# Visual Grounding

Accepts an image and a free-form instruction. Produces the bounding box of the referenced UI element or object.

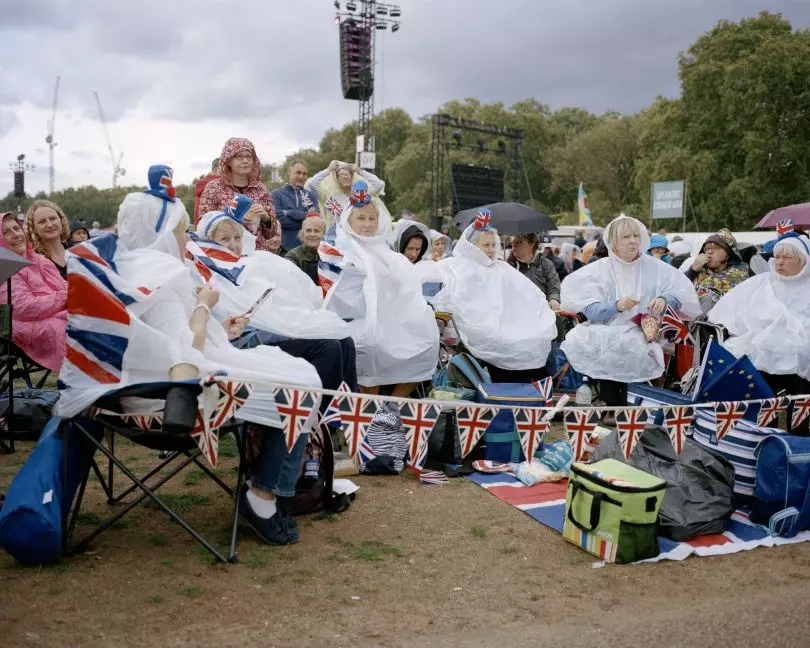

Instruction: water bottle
[575,378,592,406]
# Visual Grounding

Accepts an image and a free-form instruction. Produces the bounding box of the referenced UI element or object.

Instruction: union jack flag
[660,305,692,345]
[320,381,353,426]
[273,388,318,451]
[791,395,810,430]
[456,405,496,459]
[349,180,371,207]
[186,234,248,285]
[756,397,787,428]
[564,410,600,462]
[325,196,344,218]
[317,239,344,296]
[616,409,649,460]
[531,377,553,404]
[714,401,748,442]
[663,405,694,454]
[777,219,795,237]
[400,402,441,473]
[471,459,516,474]
[514,408,549,461]
[338,395,379,459]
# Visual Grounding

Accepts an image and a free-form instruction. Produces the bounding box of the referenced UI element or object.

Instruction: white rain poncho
[429,229,452,259]
[324,200,439,387]
[709,235,810,379]
[432,224,557,370]
[560,216,700,382]
[193,211,349,340]
[58,190,321,426]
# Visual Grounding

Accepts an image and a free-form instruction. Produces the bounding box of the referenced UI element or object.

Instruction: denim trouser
[251,429,308,498]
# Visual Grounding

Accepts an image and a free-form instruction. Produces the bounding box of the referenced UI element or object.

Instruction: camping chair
[0,301,55,453]
[60,380,257,563]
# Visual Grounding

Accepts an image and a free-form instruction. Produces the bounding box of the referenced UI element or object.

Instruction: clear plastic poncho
[709,236,810,380]
[324,199,439,386]
[560,215,701,382]
[193,211,349,340]
[432,224,557,370]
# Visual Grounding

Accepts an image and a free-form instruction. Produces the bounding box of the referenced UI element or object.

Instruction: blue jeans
[251,429,308,498]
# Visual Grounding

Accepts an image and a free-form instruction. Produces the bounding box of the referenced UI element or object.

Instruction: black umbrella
[0,247,29,285]
[453,202,554,235]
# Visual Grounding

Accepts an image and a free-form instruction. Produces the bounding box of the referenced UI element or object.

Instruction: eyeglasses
[234,153,254,161]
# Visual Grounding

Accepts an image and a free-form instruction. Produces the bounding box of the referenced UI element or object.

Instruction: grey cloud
[0,109,20,137]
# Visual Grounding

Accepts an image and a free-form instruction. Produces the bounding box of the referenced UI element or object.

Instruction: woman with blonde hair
[305,160,384,229]
[25,199,70,279]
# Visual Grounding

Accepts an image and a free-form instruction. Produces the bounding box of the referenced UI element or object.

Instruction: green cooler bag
[563,459,666,564]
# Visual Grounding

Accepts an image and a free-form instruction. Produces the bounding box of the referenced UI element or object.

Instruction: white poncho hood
[560,215,700,382]
[709,235,810,379]
[433,224,557,370]
[325,199,439,386]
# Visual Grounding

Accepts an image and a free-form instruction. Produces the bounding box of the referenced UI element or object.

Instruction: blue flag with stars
[698,341,774,422]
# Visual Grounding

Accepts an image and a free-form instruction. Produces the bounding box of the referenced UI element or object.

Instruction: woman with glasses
[199,137,281,253]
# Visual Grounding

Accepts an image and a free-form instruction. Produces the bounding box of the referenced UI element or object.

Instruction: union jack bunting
[714,401,748,442]
[662,406,695,455]
[400,402,441,473]
[120,413,162,432]
[616,409,649,460]
[757,397,787,428]
[531,377,553,404]
[564,410,600,462]
[189,409,219,466]
[791,395,810,430]
[355,436,376,469]
[208,380,252,430]
[325,196,343,218]
[514,408,549,461]
[660,305,692,345]
[456,405,496,459]
[320,381,353,426]
[777,219,795,237]
[273,388,318,451]
[186,235,248,285]
[338,395,379,459]
[419,470,449,485]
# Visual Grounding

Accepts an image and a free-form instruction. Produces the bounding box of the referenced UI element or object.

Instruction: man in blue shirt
[271,160,320,251]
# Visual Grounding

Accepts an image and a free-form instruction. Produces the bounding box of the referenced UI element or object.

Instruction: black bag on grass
[0,389,59,442]
[592,425,736,541]
[286,424,351,516]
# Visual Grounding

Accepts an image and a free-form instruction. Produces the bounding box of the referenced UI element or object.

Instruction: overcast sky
[1,0,808,197]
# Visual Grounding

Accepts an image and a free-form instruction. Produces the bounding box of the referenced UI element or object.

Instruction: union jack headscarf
[144,164,176,232]
[349,180,372,207]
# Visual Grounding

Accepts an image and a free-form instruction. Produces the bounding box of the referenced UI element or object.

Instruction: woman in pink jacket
[1,211,67,372]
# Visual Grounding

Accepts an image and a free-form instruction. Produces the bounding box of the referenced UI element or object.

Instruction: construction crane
[45,76,60,195]
[93,91,126,188]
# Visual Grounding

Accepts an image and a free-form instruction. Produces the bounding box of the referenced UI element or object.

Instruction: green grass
[180,586,206,598]
[183,469,206,486]
[471,525,487,538]
[76,511,103,525]
[148,532,171,548]
[145,493,210,514]
[219,437,238,458]
[243,546,277,569]
[348,541,403,562]
[147,595,163,604]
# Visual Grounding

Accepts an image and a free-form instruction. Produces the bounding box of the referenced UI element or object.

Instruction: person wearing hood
[271,160,320,252]
[394,220,430,264]
[433,210,558,383]
[560,215,700,405]
[56,166,324,545]
[198,138,280,254]
[506,233,561,309]
[710,233,810,435]
[647,234,671,264]
[0,211,67,372]
[305,160,385,230]
[322,182,438,397]
[561,242,585,274]
[285,212,326,286]
[430,229,451,261]
[68,223,90,246]
[684,228,750,313]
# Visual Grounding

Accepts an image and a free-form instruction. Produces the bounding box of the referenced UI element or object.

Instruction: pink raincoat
[1,215,67,372]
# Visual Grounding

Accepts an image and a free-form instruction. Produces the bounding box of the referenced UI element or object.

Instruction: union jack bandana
[349,180,371,207]
[777,219,795,237]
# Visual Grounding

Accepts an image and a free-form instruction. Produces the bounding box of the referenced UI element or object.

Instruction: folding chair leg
[228,426,249,562]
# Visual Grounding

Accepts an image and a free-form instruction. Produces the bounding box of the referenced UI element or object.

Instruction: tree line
[3,12,808,232]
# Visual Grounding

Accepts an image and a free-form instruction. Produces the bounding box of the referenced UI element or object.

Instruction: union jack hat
[349,180,372,207]
[473,208,493,231]
[223,194,253,225]
[777,219,795,237]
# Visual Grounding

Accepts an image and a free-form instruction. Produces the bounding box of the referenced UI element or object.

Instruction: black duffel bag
[0,389,60,442]
[592,425,736,541]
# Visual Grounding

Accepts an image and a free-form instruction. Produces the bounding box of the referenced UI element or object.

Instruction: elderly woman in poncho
[560,215,700,405]
[191,197,357,396]
[709,233,810,435]
[322,182,439,397]
[432,209,558,383]
[57,165,324,545]
[305,160,384,230]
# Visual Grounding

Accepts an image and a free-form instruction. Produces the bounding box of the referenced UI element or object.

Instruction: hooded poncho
[560,216,700,382]
[432,223,557,371]
[323,199,438,386]
[709,235,810,380]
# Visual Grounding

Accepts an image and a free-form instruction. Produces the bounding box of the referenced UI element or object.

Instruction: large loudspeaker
[450,164,504,213]
[339,20,373,101]
[13,171,24,199]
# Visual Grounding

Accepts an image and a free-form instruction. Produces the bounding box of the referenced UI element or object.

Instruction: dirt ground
[2,437,810,648]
